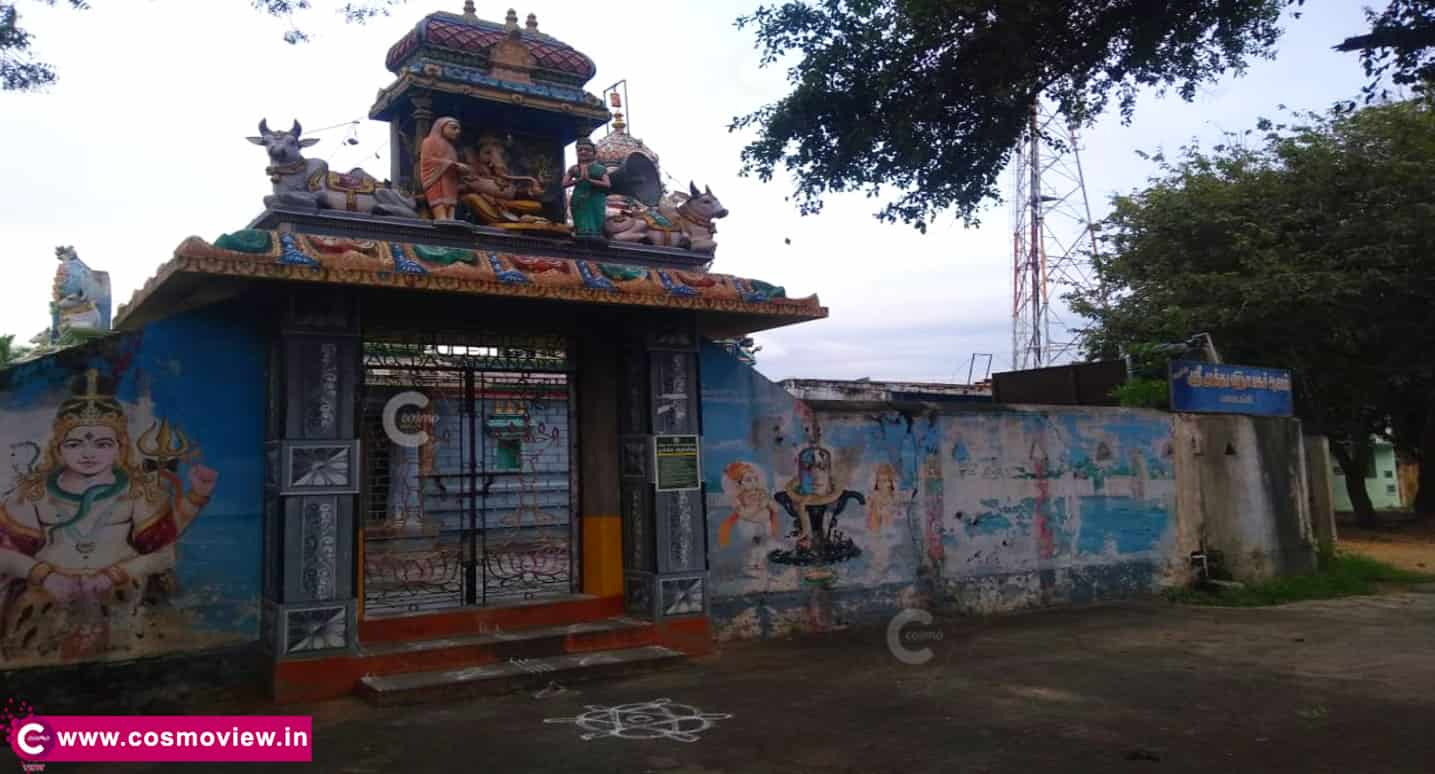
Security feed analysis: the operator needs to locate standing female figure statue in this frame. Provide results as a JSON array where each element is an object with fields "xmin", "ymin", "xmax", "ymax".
[{"xmin": 563, "ymin": 138, "xmax": 611, "ymax": 239}]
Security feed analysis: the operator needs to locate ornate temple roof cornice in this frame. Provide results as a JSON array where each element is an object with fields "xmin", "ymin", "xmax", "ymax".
[
  {"xmin": 114, "ymin": 231, "xmax": 826, "ymax": 333},
  {"xmin": 369, "ymin": 66, "xmax": 610, "ymax": 125}
]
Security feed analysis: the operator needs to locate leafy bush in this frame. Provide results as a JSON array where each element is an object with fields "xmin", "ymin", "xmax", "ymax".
[{"xmin": 1111, "ymin": 377, "xmax": 1169, "ymax": 409}]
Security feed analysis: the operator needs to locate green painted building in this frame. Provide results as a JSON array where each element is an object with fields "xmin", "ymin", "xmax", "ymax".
[{"xmin": 1332, "ymin": 439, "xmax": 1404, "ymax": 511}]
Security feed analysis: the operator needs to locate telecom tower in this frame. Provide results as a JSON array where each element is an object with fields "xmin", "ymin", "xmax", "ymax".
[{"xmin": 1011, "ymin": 102, "xmax": 1101, "ymax": 371}]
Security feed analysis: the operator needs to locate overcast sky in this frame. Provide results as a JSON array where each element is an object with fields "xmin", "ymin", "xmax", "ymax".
[{"xmin": 0, "ymin": 1, "xmax": 1374, "ymax": 381}]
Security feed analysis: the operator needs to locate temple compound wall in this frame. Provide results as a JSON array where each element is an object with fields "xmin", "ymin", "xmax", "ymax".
[
  {"xmin": 0, "ymin": 302, "xmax": 265, "ymax": 671},
  {"xmin": 700, "ymin": 344, "xmax": 1316, "ymax": 640}
]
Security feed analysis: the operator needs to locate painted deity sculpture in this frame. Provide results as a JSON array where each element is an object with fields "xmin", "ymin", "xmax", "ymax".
[
  {"xmin": 563, "ymin": 138, "xmax": 611, "ymax": 239},
  {"xmin": 604, "ymin": 183, "xmax": 729, "ymax": 253},
  {"xmin": 248, "ymin": 119, "xmax": 418, "ymax": 218},
  {"xmin": 0, "ymin": 371, "xmax": 217, "ymax": 661},
  {"xmin": 419, "ymin": 117, "xmax": 470, "ymax": 221},
  {"xmin": 50, "ymin": 246, "xmax": 111, "ymax": 344},
  {"xmin": 461, "ymin": 134, "xmax": 562, "ymax": 231}
]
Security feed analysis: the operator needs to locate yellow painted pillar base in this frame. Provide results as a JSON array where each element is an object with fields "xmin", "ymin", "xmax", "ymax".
[{"xmin": 582, "ymin": 514, "xmax": 624, "ymax": 597}]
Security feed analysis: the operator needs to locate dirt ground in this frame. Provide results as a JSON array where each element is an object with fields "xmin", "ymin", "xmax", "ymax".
[
  {"xmin": 81, "ymin": 589, "xmax": 1435, "ymax": 774},
  {"xmin": 1338, "ymin": 516, "xmax": 1435, "ymax": 573}
]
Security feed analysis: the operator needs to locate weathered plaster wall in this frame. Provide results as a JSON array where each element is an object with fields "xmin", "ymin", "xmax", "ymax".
[
  {"xmin": 1172, "ymin": 414, "xmax": 1317, "ymax": 582},
  {"xmin": 1303, "ymin": 435, "xmax": 1338, "ymax": 554},
  {"xmin": 0, "ymin": 304, "xmax": 265, "ymax": 669},
  {"xmin": 701, "ymin": 344, "xmax": 1183, "ymax": 640}
]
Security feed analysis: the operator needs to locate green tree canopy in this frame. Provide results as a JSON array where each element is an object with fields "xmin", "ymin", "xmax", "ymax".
[
  {"xmin": 1336, "ymin": 0, "xmax": 1435, "ymax": 99},
  {"xmin": 732, "ymin": 0, "xmax": 1435, "ymax": 229},
  {"xmin": 0, "ymin": 333, "xmax": 28, "ymax": 367},
  {"xmin": 1069, "ymin": 98, "xmax": 1435, "ymax": 523}
]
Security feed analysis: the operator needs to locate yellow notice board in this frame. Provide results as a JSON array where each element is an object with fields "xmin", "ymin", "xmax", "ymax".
[{"xmin": 654, "ymin": 434, "xmax": 701, "ymax": 492}]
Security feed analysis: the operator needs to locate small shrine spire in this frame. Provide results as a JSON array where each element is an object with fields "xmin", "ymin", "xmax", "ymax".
[
  {"xmin": 611, "ymin": 111, "xmax": 627, "ymax": 134},
  {"xmin": 462, "ymin": 0, "xmax": 477, "ymax": 20},
  {"xmin": 505, "ymin": 8, "xmax": 519, "ymax": 33},
  {"xmin": 526, "ymin": 12, "xmax": 538, "ymax": 33}
]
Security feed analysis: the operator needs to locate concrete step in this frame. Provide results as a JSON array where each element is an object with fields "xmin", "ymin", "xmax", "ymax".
[
  {"xmin": 358, "ymin": 594, "xmax": 624, "ymax": 644},
  {"xmin": 357, "ymin": 645, "xmax": 687, "ymax": 706},
  {"xmin": 356, "ymin": 616, "xmax": 659, "ymax": 675}
]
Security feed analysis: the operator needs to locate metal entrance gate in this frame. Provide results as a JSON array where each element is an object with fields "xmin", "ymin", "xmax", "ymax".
[{"xmin": 359, "ymin": 332, "xmax": 577, "ymax": 618}]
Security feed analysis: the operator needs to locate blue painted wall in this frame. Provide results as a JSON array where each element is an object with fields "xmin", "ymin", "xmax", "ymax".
[
  {"xmin": 700, "ymin": 343, "xmax": 1179, "ymax": 640},
  {"xmin": 0, "ymin": 304, "xmax": 266, "ymax": 668}
]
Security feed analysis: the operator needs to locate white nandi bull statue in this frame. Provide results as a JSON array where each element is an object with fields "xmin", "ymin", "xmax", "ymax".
[
  {"xmin": 604, "ymin": 182, "xmax": 729, "ymax": 254},
  {"xmin": 247, "ymin": 119, "xmax": 418, "ymax": 218},
  {"xmin": 50, "ymin": 245, "xmax": 111, "ymax": 343}
]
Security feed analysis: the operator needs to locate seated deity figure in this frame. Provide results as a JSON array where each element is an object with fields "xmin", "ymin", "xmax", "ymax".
[
  {"xmin": 459, "ymin": 135, "xmax": 566, "ymax": 232},
  {"xmin": 0, "ymin": 370, "xmax": 218, "ymax": 661}
]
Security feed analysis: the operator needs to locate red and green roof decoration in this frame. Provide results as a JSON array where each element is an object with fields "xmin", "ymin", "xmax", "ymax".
[
  {"xmin": 385, "ymin": 11, "xmax": 597, "ymax": 85},
  {"xmin": 370, "ymin": 7, "xmax": 609, "ymax": 134},
  {"xmin": 114, "ymin": 230, "xmax": 827, "ymax": 334}
]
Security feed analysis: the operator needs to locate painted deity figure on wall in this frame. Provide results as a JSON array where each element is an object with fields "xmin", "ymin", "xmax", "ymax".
[
  {"xmin": 0, "ymin": 371, "xmax": 218, "ymax": 662},
  {"xmin": 769, "ymin": 409, "xmax": 864, "ymax": 571},
  {"xmin": 563, "ymin": 138, "xmax": 611, "ymax": 239},
  {"xmin": 717, "ymin": 462, "xmax": 779, "ymax": 579},
  {"xmin": 867, "ymin": 463, "xmax": 902, "ymax": 532}
]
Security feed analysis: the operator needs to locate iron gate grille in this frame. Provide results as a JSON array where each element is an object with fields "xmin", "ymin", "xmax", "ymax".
[{"xmin": 359, "ymin": 333, "xmax": 577, "ymax": 618}]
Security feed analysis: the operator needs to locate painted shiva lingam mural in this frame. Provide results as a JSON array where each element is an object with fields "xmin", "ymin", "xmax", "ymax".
[{"xmin": 247, "ymin": 2, "xmax": 729, "ymax": 254}]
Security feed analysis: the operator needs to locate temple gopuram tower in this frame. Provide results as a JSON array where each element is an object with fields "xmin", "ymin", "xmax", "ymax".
[{"xmin": 373, "ymin": 2, "xmax": 610, "ymax": 227}]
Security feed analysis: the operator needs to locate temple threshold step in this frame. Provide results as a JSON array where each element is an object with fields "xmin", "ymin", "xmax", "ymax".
[
  {"xmin": 359, "ymin": 616, "xmax": 656, "ymax": 663},
  {"xmin": 356, "ymin": 645, "xmax": 687, "ymax": 705}
]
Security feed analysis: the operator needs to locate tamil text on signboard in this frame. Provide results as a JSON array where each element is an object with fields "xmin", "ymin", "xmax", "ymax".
[{"xmin": 1168, "ymin": 361, "xmax": 1294, "ymax": 417}]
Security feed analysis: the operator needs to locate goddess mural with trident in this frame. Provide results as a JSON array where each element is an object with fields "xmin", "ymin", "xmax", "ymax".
[{"xmin": 0, "ymin": 370, "xmax": 218, "ymax": 661}]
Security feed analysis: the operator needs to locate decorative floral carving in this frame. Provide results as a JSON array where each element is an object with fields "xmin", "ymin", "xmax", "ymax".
[{"xmin": 300, "ymin": 502, "xmax": 339, "ymax": 601}]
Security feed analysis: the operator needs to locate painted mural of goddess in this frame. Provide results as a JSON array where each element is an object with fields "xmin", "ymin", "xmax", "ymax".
[{"xmin": 0, "ymin": 370, "xmax": 217, "ymax": 662}]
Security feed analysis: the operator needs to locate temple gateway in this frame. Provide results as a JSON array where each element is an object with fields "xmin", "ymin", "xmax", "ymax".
[
  {"xmin": 0, "ymin": 3, "xmax": 825, "ymax": 703},
  {"xmin": 1, "ymin": 2, "xmax": 1320, "ymax": 709}
]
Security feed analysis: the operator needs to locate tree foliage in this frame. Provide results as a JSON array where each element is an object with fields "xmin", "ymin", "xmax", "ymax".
[
  {"xmin": 732, "ymin": 0, "xmax": 1287, "ymax": 229},
  {"xmin": 0, "ymin": 334, "xmax": 28, "ymax": 368},
  {"xmin": 0, "ymin": 0, "xmax": 84, "ymax": 91},
  {"xmin": 733, "ymin": 0, "xmax": 1435, "ymax": 229},
  {"xmin": 1335, "ymin": 0, "xmax": 1435, "ymax": 100},
  {"xmin": 1069, "ymin": 98, "xmax": 1435, "ymax": 523}
]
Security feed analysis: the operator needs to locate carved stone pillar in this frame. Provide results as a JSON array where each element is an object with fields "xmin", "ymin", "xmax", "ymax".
[
  {"xmin": 410, "ymin": 92, "xmax": 435, "ymax": 200},
  {"xmin": 620, "ymin": 315, "xmax": 709, "ymax": 621},
  {"xmin": 260, "ymin": 288, "xmax": 361, "ymax": 659}
]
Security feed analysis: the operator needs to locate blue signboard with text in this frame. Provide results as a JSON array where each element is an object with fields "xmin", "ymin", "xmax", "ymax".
[{"xmin": 1168, "ymin": 361, "xmax": 1294, "ymax": 417}]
